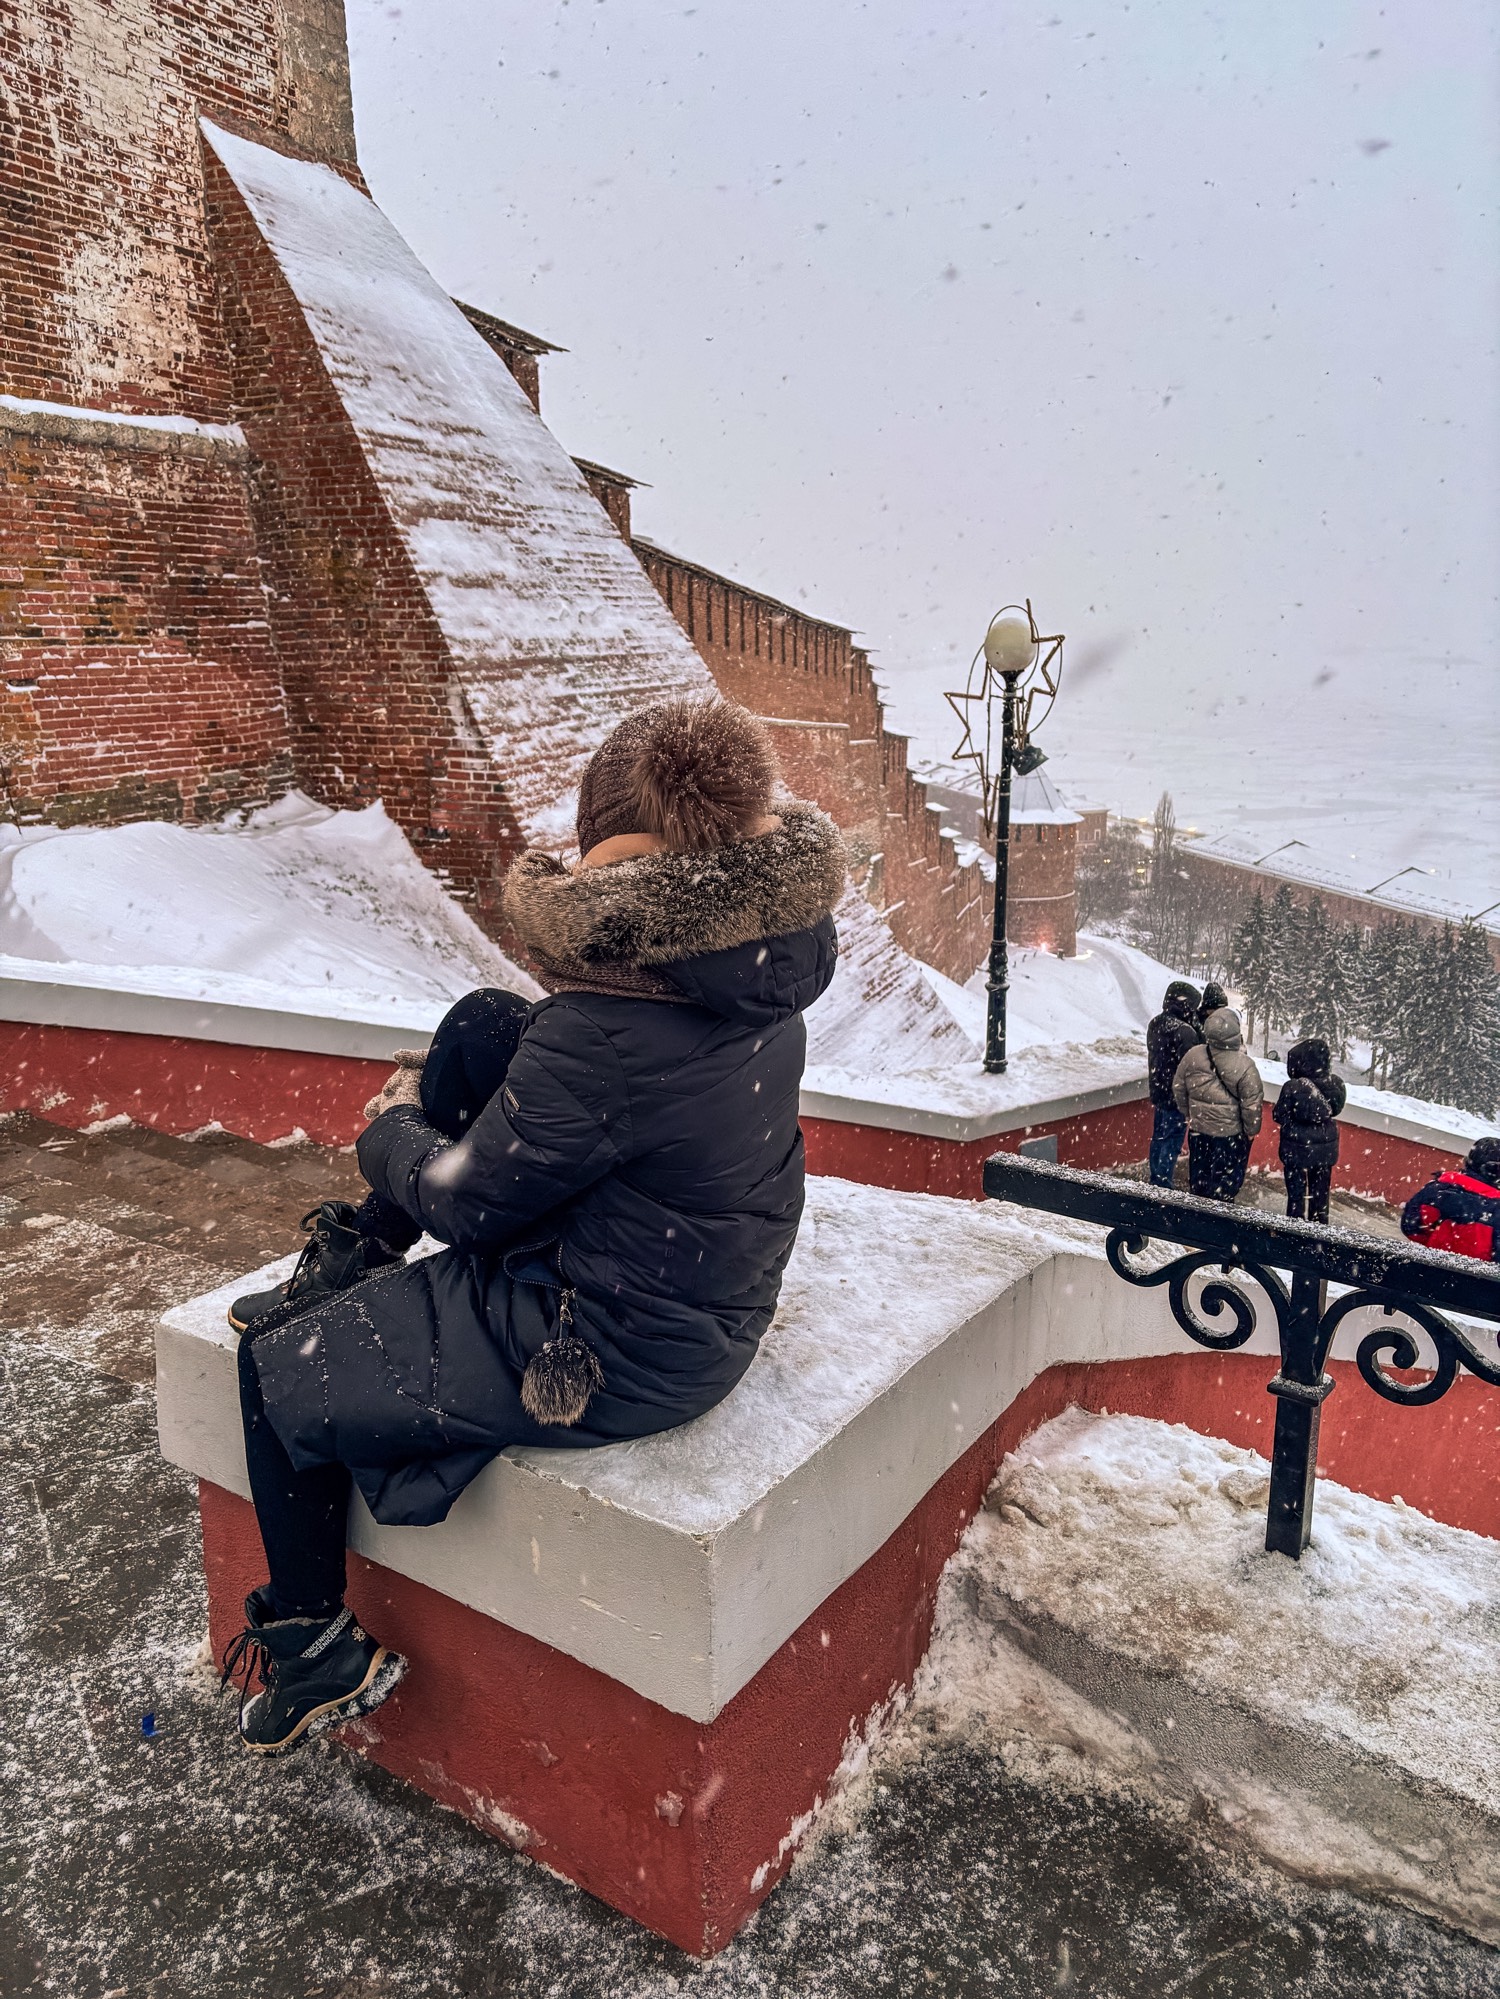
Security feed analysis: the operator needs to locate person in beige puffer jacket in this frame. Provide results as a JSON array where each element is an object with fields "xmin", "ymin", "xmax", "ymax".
[{"xmin": 1172, "ymin": 1005, "xmax": 1264, "ymax": 1202}]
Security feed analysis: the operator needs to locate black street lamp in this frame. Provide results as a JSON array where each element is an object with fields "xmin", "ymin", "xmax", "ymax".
[{"xmin": 946, "ymin": 602, "xmax": 1065, "ymax": 1074}]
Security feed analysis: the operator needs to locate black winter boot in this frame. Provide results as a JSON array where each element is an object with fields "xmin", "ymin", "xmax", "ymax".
[
  {"xmin": 220, "ymin": 1589, "xmax": 406, "ymax": 1754},
  {"xmin": 228, "ymin": 1201, "xmax": 403, "ymax": 1332}
]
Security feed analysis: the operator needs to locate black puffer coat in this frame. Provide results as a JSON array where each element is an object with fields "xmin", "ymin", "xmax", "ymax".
[
  {"xmin": 253, "ymin": 807, "xmax": 844, "ymax": 1527},
  {"xmin": 1147, "ymin": 983, "xmax": 1203, "ymax": 1107},
  {"xmin": 1272, "ymin": 1037, "xmax": 1346, "ymax": 1170}
]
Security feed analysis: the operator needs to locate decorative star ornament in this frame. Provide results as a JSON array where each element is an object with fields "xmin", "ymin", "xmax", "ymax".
[{"xmin": 943, "ymin": 601, "xmax": 1064, "ymax": 836}]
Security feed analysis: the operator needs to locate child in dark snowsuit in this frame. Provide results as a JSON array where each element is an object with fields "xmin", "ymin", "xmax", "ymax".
[{"xmin": 1272, "ymin": 1037, "xmax": 1346, "ymax": 1223}]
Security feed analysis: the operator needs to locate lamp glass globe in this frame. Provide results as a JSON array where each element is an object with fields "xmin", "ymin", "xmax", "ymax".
[{"xmin": 983, "ymin": 614, "xmax": 1036, "ymax": 678}]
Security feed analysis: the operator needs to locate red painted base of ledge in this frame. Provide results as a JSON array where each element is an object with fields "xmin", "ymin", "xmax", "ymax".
[
  {"xmin": 0, "ymin": 1019, "xmax": 387, "ymax": 1145},
  {"xmin": 199, "ymin": 1349, "xmax": 1500, "ymax": 1955},
  {"xmin": 803, "ymin": 1095, "xmax": 1151, "ymax": 1200}
]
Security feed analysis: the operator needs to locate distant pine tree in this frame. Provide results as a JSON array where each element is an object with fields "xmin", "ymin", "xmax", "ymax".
[
  {"xmin": 1355, "ymin": 921, "xmax": 1416, "ymax": 1089},
  {"xmin": 1451, "ymin": 922, "xmax": 1500, "ymax": 1119},
  {"xmin": 1400, "ymin": 921, "xmax": 1500, "ymax": 1118},
  {"xmin": 1297, "ymin": 898, "xmax": 1356, "ymax": 1052},
  {"xmin": 1394, "ymin": 925, "xmax": 1460, "ymax": 1108},
  {"xmin": 1264, "ymin": 885, "xmax": 1302, "ymax": 1051},
  {"xmin": 1323, "ymin": 923, "xmax": 1364, "ymax": 1060},
  {"xmin": 1229, "ymin": 892, "xmax": 1272, "ymax": 1050},
  {"xmin": 1294, "ymin": 896, "xmax": 1332, "ymax": 1041}
]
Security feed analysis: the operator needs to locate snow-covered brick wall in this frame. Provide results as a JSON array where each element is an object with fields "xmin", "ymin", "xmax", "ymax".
[
  {"xmin": 804, "ymin": 929, "xmax": 1170, "ymax": 1103},
  {"xmin": 202, "ymin": 122, "xmax": 714, "ymax": 848},
  {"xmin": 803, "ymin": 888, "xmax": 980, "ymax": 1073}
]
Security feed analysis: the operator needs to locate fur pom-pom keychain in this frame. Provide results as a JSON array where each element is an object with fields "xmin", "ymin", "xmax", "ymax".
[{"xmin": 520, "ymin": 1293, "xmax": 603, "ymax": 1427}]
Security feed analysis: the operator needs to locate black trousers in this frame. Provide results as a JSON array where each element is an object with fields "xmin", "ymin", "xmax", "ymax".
[
  {"xmin": 239, "ymin": 989, "xmax": 530, "ymax": 1620},
  {"xmin": 1187, "ymin": 1132, "xmax": 1251, "ymax": 1204},
  {"xmin": 1285, "ymin": 1161, "xmax": 1332, "ymax": 1224}
]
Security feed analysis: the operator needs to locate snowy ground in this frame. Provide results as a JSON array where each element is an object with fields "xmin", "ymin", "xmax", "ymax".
[
  {"xmin": 804, "ymin": 933, "xmax": 1184, "ymax": 1118},
  {"xmin": 0, "ymin": 794, "xmax": 538, "ymax": 1022}
]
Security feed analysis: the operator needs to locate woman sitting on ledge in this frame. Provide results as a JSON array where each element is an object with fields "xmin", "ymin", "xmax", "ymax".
[{"xmin": 222, "ymin": 700, "xmax": 844, "ymax": 1753}]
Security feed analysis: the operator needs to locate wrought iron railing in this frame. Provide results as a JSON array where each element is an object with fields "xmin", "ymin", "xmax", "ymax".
[{"xmin": 983, "ymin": 1154, "xmax": 1500, "ymax": 1558}]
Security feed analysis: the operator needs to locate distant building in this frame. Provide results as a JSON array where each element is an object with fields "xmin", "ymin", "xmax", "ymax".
[{"xmin": 1182, "ymin": 836, "xmax": 1500, "ymax": 970}]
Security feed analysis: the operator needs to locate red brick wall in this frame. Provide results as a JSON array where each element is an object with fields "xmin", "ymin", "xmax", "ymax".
[
  {"xmin": 0, "ymin": 423, "xmax": 291, "ymax": 824},
  {"xmin": 1, "ymin": 0, "xmax": 358, "ymax": 830},
  {"xmin": 2, "ymin": 0, "xmax": 354, "ymax": 416},
  {"xmin": 633, "ymin": 541, "xmax": 991, "ymax": 982},
  {"xmin": 1182, "ymin": 849, "xmax": 1500, "ymax": 973}
]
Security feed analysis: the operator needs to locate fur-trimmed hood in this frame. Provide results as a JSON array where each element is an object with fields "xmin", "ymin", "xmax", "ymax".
[{"xmin": 504, "ymin": 802, "xmax": 846, "ymax": 992}]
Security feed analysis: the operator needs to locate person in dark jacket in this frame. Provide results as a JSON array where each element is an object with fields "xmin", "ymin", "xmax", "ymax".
[
  {"xmin": 1196, "ymin": 981, "xmax": 1229, "ymax": 1028},
  {"xmin": 220, "ymin": 700, "xmax": 845, "ymax": 1754},
  {"xmin": 1146, "ymin": 980, "xmax": 1202, "ymax": 1187},
  {"xmin": 1401, "ymin": 1138, "xmax": 1500, "ymax": 1262},
  {"xmin": 1272, "ymin": 1037, "xmax": 1346, "ymax": 1223}
]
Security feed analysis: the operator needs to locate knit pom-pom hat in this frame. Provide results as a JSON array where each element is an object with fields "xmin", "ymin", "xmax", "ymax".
[{"xmin": 576, "ymin": 699, "xmax": 778, "ymax": 856}]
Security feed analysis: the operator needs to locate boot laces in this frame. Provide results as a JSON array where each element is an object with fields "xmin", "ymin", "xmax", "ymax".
[
  {"xmin": 220, "ymin": 1625, "xmax": 275, "ymax": 1730},
  {"xmin": 284, "ymin": 1206, "xmax": 334, "ymax": 1299}
]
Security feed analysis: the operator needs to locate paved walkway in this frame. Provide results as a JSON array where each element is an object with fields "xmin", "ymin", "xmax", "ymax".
[{"xmin": 2, "ymin": 1113, "xmax": 1493, "ymax": 1998}]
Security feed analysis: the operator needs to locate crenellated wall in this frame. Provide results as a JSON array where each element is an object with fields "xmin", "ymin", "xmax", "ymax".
[{"xmin": 3, "ymin": 0, "xmax": 1073, "ymax": 984}]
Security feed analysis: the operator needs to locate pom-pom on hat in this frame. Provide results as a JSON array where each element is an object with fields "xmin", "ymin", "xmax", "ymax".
[{"xmin": 576, "ymin": 699, "xmax": 778, "ymax": 856}]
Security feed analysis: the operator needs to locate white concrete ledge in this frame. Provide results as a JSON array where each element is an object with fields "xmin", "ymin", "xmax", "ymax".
[
  {"xmin": 799, "ymin": 1073, "xmax": 1148, "ymax": 1142},
  {"xmin": 159, "ymin": 1178, "xmax": 1278, "ymax": 1723},
  {"xmin": 0, "ymin": 966, "xmax": 435, "ymax": 1063}
]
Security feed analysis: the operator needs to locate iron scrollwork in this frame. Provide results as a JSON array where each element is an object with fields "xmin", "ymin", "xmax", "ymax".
[
  {"xmin": 985, "ymin": 1153, "xmax": 1500, "ymax": 1561},
  {"xmin": 1333, "ymin": 1293, "xmax": 1500, "ymax": 1408},
  {"xmin": 1106, "ymin": 1230, "xmax": 1271, "ymax": 1353},
  {"xmin": 1106, "ymin": 1228, "xmax": 1500, "ymax": 1410}
]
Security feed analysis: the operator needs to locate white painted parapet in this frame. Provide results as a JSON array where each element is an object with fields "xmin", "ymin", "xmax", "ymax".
[
  {"xmin": 159, "ymin": 1177, "xmax": 1262, "ymax": 1722},
  {"xmin": 0, "ymin": 961, "xmax": 438, "ymax": 1063}
]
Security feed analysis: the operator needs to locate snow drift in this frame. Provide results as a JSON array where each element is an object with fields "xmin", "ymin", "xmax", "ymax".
[{"xmin": 901, "ymin": 1408, "xmax": 1500, "ymax": 1942}]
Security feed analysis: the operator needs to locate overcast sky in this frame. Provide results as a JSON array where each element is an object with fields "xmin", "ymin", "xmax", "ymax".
[{"xmin": 346, "ymin": 0, "xmax": 1498, "ymax": 894}]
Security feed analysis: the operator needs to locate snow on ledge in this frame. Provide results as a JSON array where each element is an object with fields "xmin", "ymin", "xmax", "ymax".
[
  {"xmin": 157, "ymin": 1180, "xmax": 1140, "ymax": 1720},
  {"xmin": 0, "ymin": 393, "xmax": 246, "ymax": 454},
  {"xmin": 0, "ymin": 795, "xmax": 537, "ymax": 1028}
]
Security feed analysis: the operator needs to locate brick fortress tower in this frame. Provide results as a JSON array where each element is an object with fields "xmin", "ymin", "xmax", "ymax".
[{"xmin": 2, "ymin": 0, "xmax": 1076, "ymax": 980}]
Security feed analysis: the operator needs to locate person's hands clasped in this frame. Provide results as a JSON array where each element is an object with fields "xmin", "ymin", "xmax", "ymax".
[{"xmin": 363, "ymin": 1049, "xmax": 427, "ymax": 1123}]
